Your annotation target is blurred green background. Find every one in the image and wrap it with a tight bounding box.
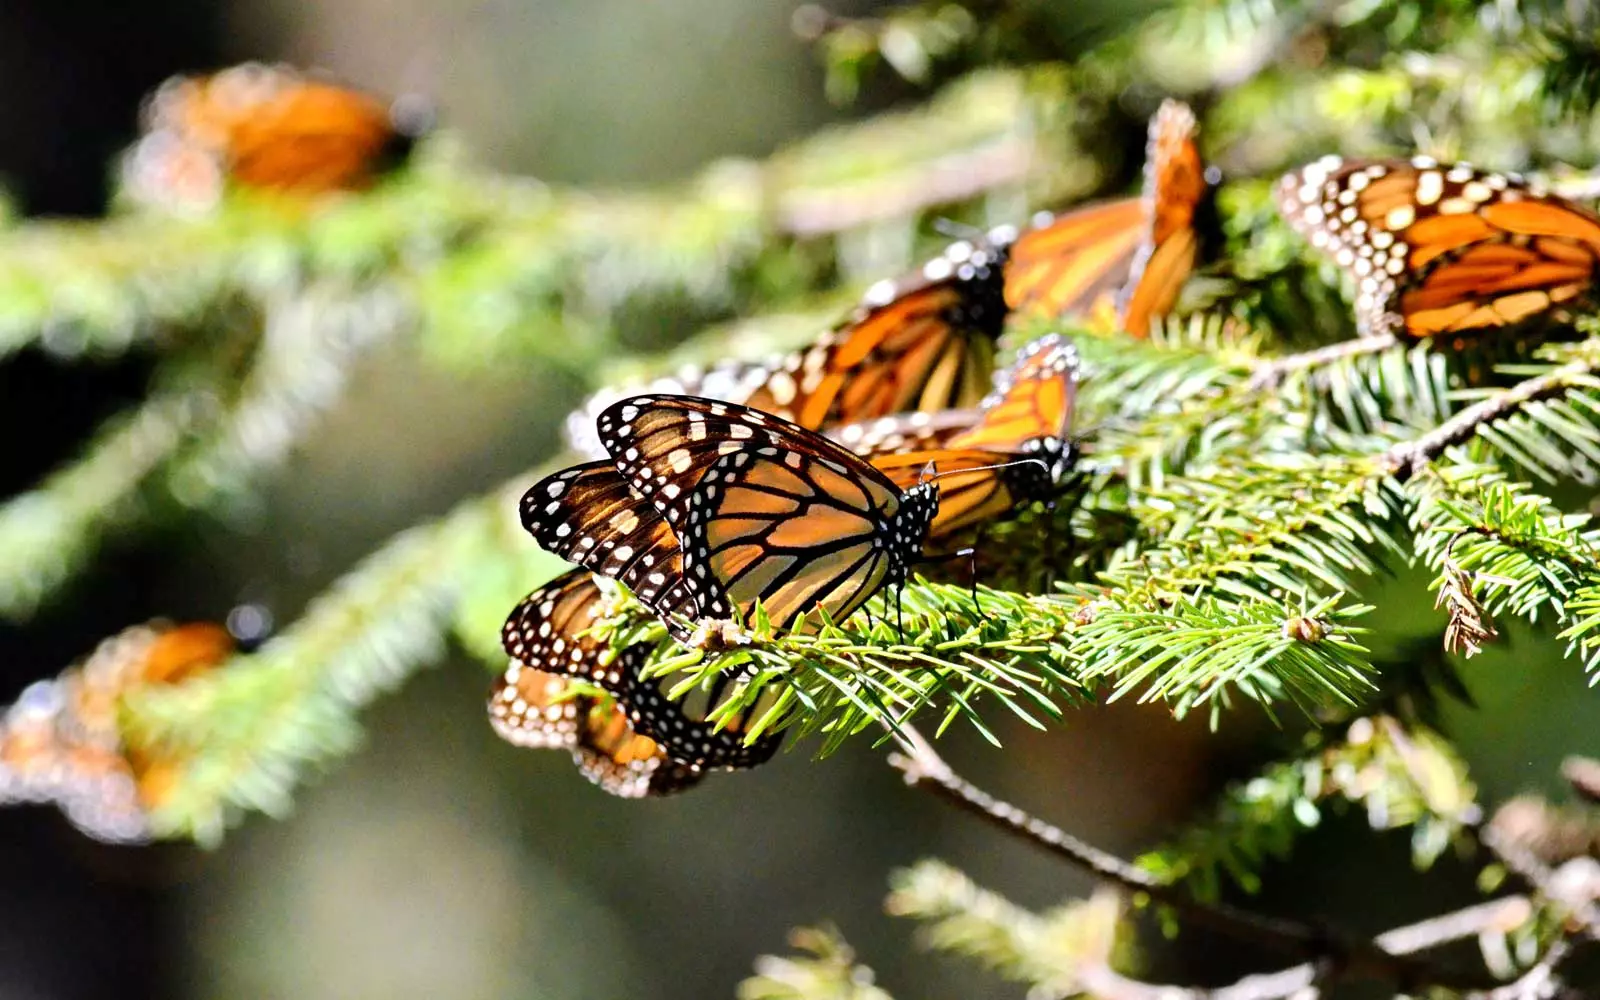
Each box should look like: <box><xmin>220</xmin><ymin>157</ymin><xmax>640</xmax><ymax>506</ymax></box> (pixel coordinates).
<box><xmin>0</xmin><ymin>1</ymin><xmax>1594</xmax><ymax>998</ymax></box>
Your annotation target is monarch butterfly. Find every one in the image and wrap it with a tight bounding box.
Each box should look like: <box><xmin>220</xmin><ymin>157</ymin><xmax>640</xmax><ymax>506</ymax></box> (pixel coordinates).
<box><xmin>1004</xmin><ymin>99</ymin><xmax>1217</xmax><ymax>336</ymax></box>
<box><xmin>1274</xmin><ymin>155</ymin><xmax>1600</xmax><ymax>339</ymax></box>
<box><xmin>0</xmin><ymin>622</ymin><xmax>235</xmax><ymax>843</ymax></box>
<box><xmin>494</xmin><ymin>570</ymin><xmax>706</xmax><ymax>795</ymax></box>
<box><xmin>594</xmin><ymin>394</ymin><xmax>941</xmax><ymax>630</ymax></box>
<box><xmin>122</xmin><ymin>62</ymin><xmax>429</xmax><ymax>211</ymax></box>
<box><xmin>530</xmin><ymin>395</ymin><xmax>938</xmax><ymax>633</ymax></box>
<box><xmin>850</xmin><ymin>334</ymin><xmax>1081</xmax><ymax>539</ymax></box>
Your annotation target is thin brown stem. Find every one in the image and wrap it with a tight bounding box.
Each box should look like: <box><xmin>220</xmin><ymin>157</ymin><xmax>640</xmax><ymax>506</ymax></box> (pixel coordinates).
<box><xmin>1245</xmin><ymin>333</ymin><xmax>1399</xmax><ymax>392</ymax></box>
<box><xmin>886</xmin><ymin>723</ymin><xmax>1501</xmax><ymax>990</ymax></box>
<box><xmin>1065</xmin><ymin>897</ymin><xmax>1533</xmax><ymax>1000</ymax></box>
<box><xmin>1382</xmin><ymin>358</ymin><xmax>1600</xmax><ymax>482</ymax></box>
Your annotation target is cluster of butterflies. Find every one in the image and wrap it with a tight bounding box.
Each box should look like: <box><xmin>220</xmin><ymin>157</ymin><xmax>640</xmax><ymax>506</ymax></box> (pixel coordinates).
<box><xmin>496</xmin><ymin>119</ymin><xmax>1600</xmax><ymax>797</ymax></box>
<box><xmin>493</xmin><ymin>100</ymin><xmax>1221</xmax><ymax>797</ymax></box>
<box><xmin>0</xmin><ymin>622</ymin><xmax>235</xmax><ymax>842</ymax></box>
<box><xmin>12</xmin><ymin>61</ymin><xmax>1600</xmax><ymax>821</ymax></box>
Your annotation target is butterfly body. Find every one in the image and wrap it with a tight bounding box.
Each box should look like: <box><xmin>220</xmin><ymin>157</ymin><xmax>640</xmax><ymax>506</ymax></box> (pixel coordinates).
<box><xmin>1276</xmin><ymin>155</ymin><xmax>1600</xmax><ymax>339</ymax></box>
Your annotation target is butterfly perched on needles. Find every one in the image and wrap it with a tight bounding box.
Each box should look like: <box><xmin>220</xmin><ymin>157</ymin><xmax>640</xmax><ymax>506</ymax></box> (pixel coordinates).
<box><xmin>0</xmin><ymin>621</ymin><xmax>235</xmax><ymax>843</ymax></box>
<box><xmin>494</xmin><ymin>570</ymin><xmax>722</xmax><ymax>793</ymax></box>
<box><xmin>848</xmin><ymin>334</ymin><xmax>1082</xmax><ymax>541</ymax></box>
<box><xmin>529</xmin><ymin>395</ymin><xmax>940</xmax><ymax>637</ymax></box>
<box><xmin>121</xmin><ymin>62</ymin><xmax>431</xmax><ymax>212</ymax></box>
<box><xmin>1275</xmin><ymin>155</ymin><xmax>1600</xmax><ymax>340</ymax></box>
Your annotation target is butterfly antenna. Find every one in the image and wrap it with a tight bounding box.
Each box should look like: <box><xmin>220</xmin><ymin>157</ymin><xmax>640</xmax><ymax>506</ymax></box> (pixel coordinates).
<box><xmin>921</xmin><ymin>457</ymin><xmax>1052</xmax><ymax>485</ymax></box>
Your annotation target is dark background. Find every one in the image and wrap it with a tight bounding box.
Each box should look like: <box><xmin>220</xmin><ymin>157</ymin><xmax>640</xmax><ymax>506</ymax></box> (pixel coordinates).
<box><xmin>0</xmin><ymin>3</ymin><xmax>1594</xmax><ymax>998</ymax></box>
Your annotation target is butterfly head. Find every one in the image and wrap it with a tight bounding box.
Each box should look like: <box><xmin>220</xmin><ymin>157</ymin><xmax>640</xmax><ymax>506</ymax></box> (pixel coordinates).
<box><xmin>1006</xmin><ymin>437</ymin><xmax>1078</xmax><ymax>499</ymax></box>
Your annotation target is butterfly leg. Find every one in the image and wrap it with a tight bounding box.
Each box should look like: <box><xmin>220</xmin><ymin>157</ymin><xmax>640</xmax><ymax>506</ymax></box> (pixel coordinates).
<box><xmin>1045</xmin><ymin>473</ymin><xmax>1090</xmax><ymax>591</ymax></box>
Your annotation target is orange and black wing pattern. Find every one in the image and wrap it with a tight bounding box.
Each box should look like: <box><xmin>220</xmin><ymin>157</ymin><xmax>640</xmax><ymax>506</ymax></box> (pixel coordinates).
<box><xmin>124</xmin><ymin>62</ymin><xmax>426</xmax><ymax>210</ymax></box>
<box><xmin>864</xmin><ymin>335</ymin><xmax>1081</xmax><ymax>539</ymax></box>
<box><xmin>594</xmin><ymin>395</ymin><xmax>940</xmax><ymax>631</ymax></box>
<box><xmin>519</xmin><ymin>460</ymin><xmax>698</xmax><ymax>639</ymax></box>
<box><xmin>496</xmin><ymin>569</ymin><xmax>775</xmax><ymax>778</ymax></box>
<box><xmin>493</xmin><ymin>570</ymin><xmax>703</xmax><ymax>797</ymax></box>
<box><xmin>0</xmin><ymin>621</ymin><xmax>235</xmax><ymax>842</ymax></box>
<box><xmin>1117</xmin><ymin>100</ymin><xmax>1215</xmax><ymax>337</ymax></box>
<box><xmin>1275</xmin><ymin>155</ymin><xmax>1600</xmax><ymax>339</ymax></box>
<box><xmin>1006</xmin><ymin>100</ymin><xmax>1215</xmax><ymax>336</ymax></box>
<box><xmin>740</xmin><ymin>237</ymin><xmax>1013</xmax><ymax>429</ymax></box>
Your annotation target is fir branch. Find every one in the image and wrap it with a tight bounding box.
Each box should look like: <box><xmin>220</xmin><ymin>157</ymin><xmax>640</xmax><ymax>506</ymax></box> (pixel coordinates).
<box><xmin>1408</xmin><ymin>463</ymin><xmax>1600</xmax><ymax>672</ymax></box>
<box><xmin>164</xmin><ymin>283</ymin><xmax>406</xmax><ymax>511</ymax></box>
<box><xmin>885</xmin><ymin>860</ymin><xmax>1126</xmax><ymax>996</ymax></box>
<box><xmin>0</xmin><ymin>283</ymin><xmax>403</xmax><ymax>620</ymax></box>
<box><xmin>122</xmin><ymin>476</ymin><xmax>530</xmax><ymax>845</ymax></box>
<box><xmin>739</xmin><ymin>926</ymin><xmax>895</xmax><ymax>1000</ymax></box>
<box><xmin>628</xmin><ymin>579</ymin><xmax>1375</xmax><ymax>761</ymax></box>
<box><xmin>886</xmin><ymin>722</ymin><xmax>1498</xmax><ymax>989</ymax></box>
<box><xmin>1384</xmin><ymin>348</ymin><xmax>1600</xmax><ymax>483</ymax></box>
<box><xmin>1140</xmin><ymin>715</ymin><xmax>1481</xmax><ymax>901</ymax></box>
<box><xmin>0</xmin><ymin>68</ymin><xmax>1082</xmax><ymax>367</ymax></box>
<box><xmin>629</xmin><ymin>581</ymin><xmax>1088</xmax><ymax>757</ymax></box>
<box><xmin>1091</xmin><ymin>455</ymin><xmax>1406</xmax><ymax>611</ymax></box>
<box><xmin>0</xmin><ymin>390</ymin><xmax>209</xmax><ymax>620</ymax></box>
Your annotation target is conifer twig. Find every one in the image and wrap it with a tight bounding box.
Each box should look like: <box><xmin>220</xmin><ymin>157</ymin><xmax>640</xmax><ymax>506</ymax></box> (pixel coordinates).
<box><xmin>1067</xmin><ymin>896</ymin><xmax>1533</xmax><ymax>1000</ymax></box>
<box><xmin>886</xmin><ymin>722</ymin><xmax>1500</xmax><ymax>990</ymax></box>
<box><xmin>1383</xmin><ymin>358</ymin><xmax>1600</xmax><ymax>481</ymax></box>
<box><xmin>1246</xmin><ymin>334</ymin><xmax>1399</xmax><ymax>392</ymax></box>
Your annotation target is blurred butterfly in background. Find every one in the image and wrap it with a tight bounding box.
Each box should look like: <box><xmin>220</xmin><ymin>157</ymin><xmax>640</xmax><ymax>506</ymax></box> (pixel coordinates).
<box><xmin>1275</xmin><ymin>155</ymin><xmax>1600</xmax><ymax>340</ymax></box>
<box><xmin>494</xmin><ymin>570</ymin><xmax>711</xmax><ymax>795</ymax></box>
<box><xmin>121</xmin><ymin>62</ymin><xmax>432</xmax><ymax>213</ymax></box>
<box><xmin>0</xmin><ymin>621</ymin><xmax>235</xmax><ymax>843</ymax></box>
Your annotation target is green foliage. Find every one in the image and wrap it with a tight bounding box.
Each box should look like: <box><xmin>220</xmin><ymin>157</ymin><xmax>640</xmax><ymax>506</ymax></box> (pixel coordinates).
<box><xmin>1138</xmin><ymin>715</ymin><xmax>1481</xmax><ymax>900</ymax></box>
<box><xmin>3</xmin><ymin>0</ymin><xmax>1599</xmax><ymax>894</ymax></box>
<box><xmin>884</xmin><ymin>860</ymin><xmax>1129</xmax><ymax>995</ymax></box>
<box><xmin>739</xmin><ymin>927</ymin><xmax>895</xmax><ymax>1000</ymax></box>
<box><xmin>12</xmin><ymin>0</ymin><xmax>1600</xmax><ymax>995</ymax></box>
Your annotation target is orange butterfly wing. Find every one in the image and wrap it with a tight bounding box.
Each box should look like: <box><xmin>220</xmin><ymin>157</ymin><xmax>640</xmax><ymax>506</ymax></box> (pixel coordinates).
<box><xmin>128</xmin><ymin>63</ymin><xmax>417</xmax><ymax>207</ymax></box>
<box><xmin>0</xmin><ymin>621</ymin><xmax>235</xmax><ymax>841</ymax></box>
<box><xmin>1275</xmin><ymin>155</ymin><xmax>1600</xmax><ymax>338</ymax></box>
<box><xmin>1117</xmin><ymin>100</ymin><xmax>1211</xmax><ymax>337</ymax></box>
<box><xmin>1007</xmin><ymin>100</ymin><xmax>1213</xmax><ymax>337</ymax></box>
<box><xmin>493</xmin><ymin>570</ymin><xmax>704</xmax><ymax>796</ymax></box>
<box><xmin>1005</xmin><ymin>199</ymin><xmax>1148</xmax><ymax>321</ymax></box>
<box><xmin>741</xmin><ymin>239</ymin><xmax>1010</xmax><ymax>429</ymax></box>
<box><xmin>863</xmin><ymin>335</ymin><xmax>1081</xmax><ymax>538</ymax></box>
